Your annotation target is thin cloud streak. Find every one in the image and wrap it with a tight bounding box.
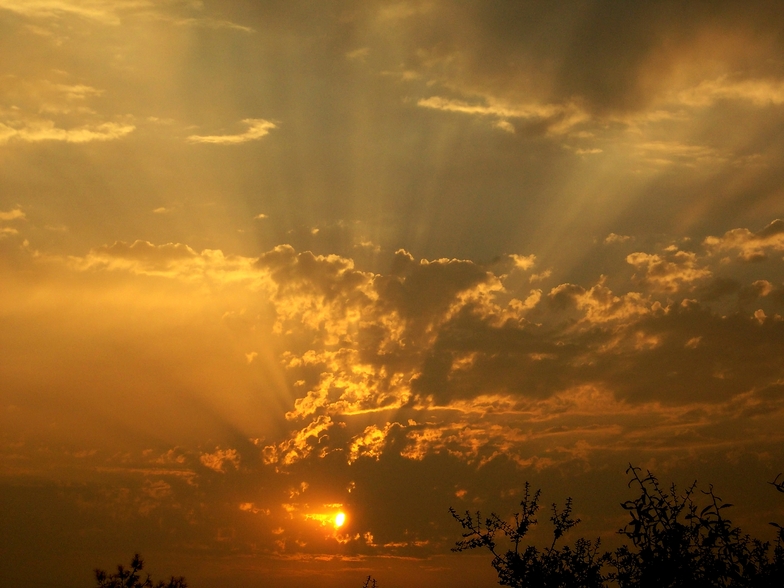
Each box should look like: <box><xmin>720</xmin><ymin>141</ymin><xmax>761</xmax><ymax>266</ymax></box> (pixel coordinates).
<box><xmin>0</xmin><ymin>120</ymin><xmax>135</xmax><ymax>143</ymax></box>
<box><xmin>187</xmin><ymin>119</ymin><xmax>277</xmax><ymax>145</ymax></box>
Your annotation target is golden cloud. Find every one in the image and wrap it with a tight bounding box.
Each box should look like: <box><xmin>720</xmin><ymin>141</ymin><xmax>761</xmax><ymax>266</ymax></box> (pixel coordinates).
<box><xmin>704</xmin><ymin>219</ymin><xmax>784</xmax><ymax>262</ymax></box>
<box><xmin>0</xmin><ymin>120</ymin><xmax>135</xmax><ymax>144</ymax></box>
<box><xmin>187</xmin><ymin>119</ymin><xmax>277</xmax><ymax>145</ymax></box>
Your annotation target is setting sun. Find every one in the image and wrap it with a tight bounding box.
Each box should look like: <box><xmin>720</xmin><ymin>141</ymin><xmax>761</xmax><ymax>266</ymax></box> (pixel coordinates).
<box><xmin>334</xmin><ymin>512</ymin><xmax>346</xmax><ymax>528</ymax></box>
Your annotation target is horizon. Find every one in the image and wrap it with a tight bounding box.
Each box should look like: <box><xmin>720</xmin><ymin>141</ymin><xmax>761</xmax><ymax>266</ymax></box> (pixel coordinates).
<box><xmin>2</xmin><ymin>1</ymin><xmax>784</xmax><ymax>587</ymax></box>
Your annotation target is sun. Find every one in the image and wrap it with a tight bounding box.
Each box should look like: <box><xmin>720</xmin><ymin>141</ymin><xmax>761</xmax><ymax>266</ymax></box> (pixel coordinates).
<box><xmin>334</xmin><ymin>512</ymin><xmax>346</xmax><ymax>528</ymax></box>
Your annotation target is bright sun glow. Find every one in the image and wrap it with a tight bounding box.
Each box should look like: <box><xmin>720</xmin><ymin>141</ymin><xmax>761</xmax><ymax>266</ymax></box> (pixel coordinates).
<box><xmin>334</xmin><ymin>512</ymin><xmax>346</xmax><ymax>528</ymax></box>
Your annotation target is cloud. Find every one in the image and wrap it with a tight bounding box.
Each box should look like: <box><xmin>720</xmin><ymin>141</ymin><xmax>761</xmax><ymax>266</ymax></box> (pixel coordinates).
<box><xmin>199</xmin><ymin>448</ymin><xmax>240</xmax><ymax>473</ymax></box>
<box><xmin>0</xmin><ymin>0</ymin><xmax>252</xmax><ymax>32</ymax></box>
<box><xmin>187</xmin><ymin>119</ymin><xmax>277</xmax><ymax>145</ymax></box>
<box><xmin>605</xmin><ymin>233</ymin><xmax>631</xmax><ymax>245</ymax></box>
<box><xmin>345</xmin><ymin>47</ymin><xmax>369</xmax><ymax>61</ymax></box>
<box><xmin>263</xmin><ymin>416</ymin><xmax>334</xmax><ymax>468</ymax></box>
<box><xmin>529</xmin><ymin>270</ymin><xmax>551</xmax><ymax>283</ymax></box>
<box><xmin>73</xmin><ymin>239</ymin><xmax>260</xmax><ymax>282</ymax></box>
<box><xmin>417</xmin><ymin>96</ymin><xmax>587</xmax><ymax>134</ymax></box>
<box><xmin>248</xmin><ymin>229</ymin><xmax>782</xmax><ymax>468</ymax></box>
<box><xmin>547</xmin><ymin>279</ymin><xmax>652</xmax><ymax>324</ymax></box>
<box><xmin>33</xmin><ymin>231</ymin><xmax>784</xmax><ymax>477</ymax></box>
<box><xmin>348</xmin><ymin>424</ymin><xmax>391</xmax><ymax>464</ymax></box>
<box><xmin>173</xmin><ymin>17</ymin><xmax>254</xmax><ymax>33</ymax></box>
<box><xmin>677</xmin><ymin>76</ymin><xmax>784</xmax><ymax>107</ymax></box>
<box><xmin>0</xmin><ymin>208</ymin><xmax>26</xmax><ymax>221</ymax></box>
<box><xmin>704</xmin><ymin>219</ymin><xmax>784</xmax><ymax>262</ymax></box>
<box><xmin>510</xmin><ymin>253</ymin><xmax>536</xmax><ymax>270</ymax></box>
<box><xmin>493</xmin><ymin>119</ymin><xmax>515</xmax><ymax>133</ymax></box>
<box><xmin>0</xmin><ymin>120</ymin><xmax>135</xmax><ymax>144</ymax></box>
<box><xmin>634</xmin><ymin>141</ymin><xmax>725</xmax><ymax>167</ymax></box>
<box><xmin>0</xmin><ymin>0</ymin><xmax>149</xmax><ymax>25</ymax></box>
<box><xmin>52</xmin><ymin>83</ymin><xmax>103</xmax><ymax>100</ymax></box>
<box><xmin>626</xmin><ymin>247</ymin><xmax>712</xmax><ymax>292</ymax></box>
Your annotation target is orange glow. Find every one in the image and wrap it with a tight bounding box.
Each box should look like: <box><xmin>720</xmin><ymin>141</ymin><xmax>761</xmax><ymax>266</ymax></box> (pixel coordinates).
<box><xmin>334</xmin><ymin>512</ymin><xmax>346</xmax><ymax>528</ymax></box>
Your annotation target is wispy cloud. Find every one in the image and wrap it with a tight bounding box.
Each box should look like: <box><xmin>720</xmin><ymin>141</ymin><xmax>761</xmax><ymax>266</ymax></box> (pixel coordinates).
<box><xmin>173</xmin><ymin>17</ymin><xmax>254</xmax><ymax>33</ymax></box>
<box><xmin>417</xmin><ymin>96</ymin><xmax>588</xmax><ymax>134</ymax></box>
<box><xmin>187</xmin><ymin>119</ymin><xmax>277</xmax><ymax>145</ymax></box>
<box><xmin>0</xmin><ymin>120</ymin><xmax>135</xmax><ymax>144</ymax></box>
<box><xmin>0</xmin><ymin>0</ymin><xmax>151</xmax><ymax>25</ymax></box>
<box><xmin>73</xmin><ymin>239</ymin><xmax>260</xmax><ymax>282</ymax></box>
<box><xmin>677</xmin><ymin>76</ymin><xmax>784</xmax><ymax>107</ymax></box>
<box><xmin>345</xmin><ymin>47</ymin><xmax>369</xmax><ymax>61</ymax></box>
<box><xmin>0</xmin><ymin>208</ymin><xmax>26</xmax><ymax>221</ymax></box>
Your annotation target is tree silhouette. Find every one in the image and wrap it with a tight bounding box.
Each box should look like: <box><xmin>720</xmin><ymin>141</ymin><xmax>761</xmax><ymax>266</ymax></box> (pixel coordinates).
<box><xmin>452</xmin><ymin>465</ymin><xmax>784</xmax><ymax>588</ymax></box>
<box><xmin>450</xmin><ymin>482</ymin><xmax>605</xmax><ymax>587</ymax></box>
<box><xmin>608</xmin><ymin>465</ymin><xmax>784</xmax><ymax>587</ymax></box>
<box><xmin>94</xmin><ymin>554</ymin><xmax>187</xmax><ymax>588</ymax></box>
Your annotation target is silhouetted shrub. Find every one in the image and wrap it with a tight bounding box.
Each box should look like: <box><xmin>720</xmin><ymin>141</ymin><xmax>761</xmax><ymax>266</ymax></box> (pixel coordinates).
<box><xmin>94</xmin><ymin>553</ymin><xmax>187</xmax><ymax>588</ymax></box>
<box><xmin>452</xmin><ymin>465</ymin><xmax>784</xmax><ymax>588</ymax></box>
<box><xmin>450</xmin><ymin>482</ymin><xmax>606</xmax><ymax>587</ymax></box>
<box><xmin>608</xmin><ymin>465</ymin><xmax>784</xmax><ymax>588</ymax></box>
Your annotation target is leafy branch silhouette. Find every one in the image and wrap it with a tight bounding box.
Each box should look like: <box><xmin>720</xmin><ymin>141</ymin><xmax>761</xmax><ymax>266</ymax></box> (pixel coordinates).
<box><xmin>451</xmin><ymin>465</ymin><xmax>784</xmax><ymax>588</ymax></box>
<box><xmin>94</xmin><ymin>553</ymin><xmax>187</xmax><ymax>588</ymax></box>
<box><xmin>450</xmin><ymin>482</ymin><xmax>605</xmax><ymax>588</ymax></box>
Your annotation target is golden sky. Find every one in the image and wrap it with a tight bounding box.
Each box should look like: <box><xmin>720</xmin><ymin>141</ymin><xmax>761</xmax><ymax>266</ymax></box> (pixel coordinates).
<box><xmin>2</xmin><ymin>1</ymin><xmax>784</xmax><ymax>587</ymax></box>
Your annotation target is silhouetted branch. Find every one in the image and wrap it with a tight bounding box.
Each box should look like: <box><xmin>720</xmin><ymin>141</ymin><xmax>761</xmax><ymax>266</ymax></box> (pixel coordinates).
<box><xmin>94</xmin><ymin>554</ymin><xmax>187</xmax><ymax>588</ymax></box>
<box><xmin>453</xmin><ymin>465</ymin><xmax>784</xmax><ymax>588</ymax></box>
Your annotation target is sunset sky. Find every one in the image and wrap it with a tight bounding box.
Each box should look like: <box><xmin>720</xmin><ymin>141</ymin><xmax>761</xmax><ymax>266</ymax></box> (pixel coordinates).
<box><xmin>2</xmin><ymin>1</ymin><xmax>784</xmax><ymax>587</ymax></box>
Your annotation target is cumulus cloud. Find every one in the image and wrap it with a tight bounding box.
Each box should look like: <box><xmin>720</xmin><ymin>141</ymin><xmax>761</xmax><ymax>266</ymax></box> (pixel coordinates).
<box><xmin>200</xmin><ymin>448</ymin><xmax>240</xmax><ymax>473</ymax></box>
<box><xmin>187</xmin><ymin>119</ymin><xmax>276</xmax><ymax>145</ymax></box>
<box><xmin>263</xmin><ymin>416</ymin><xmax>334</xmax><ymax>468</ymax></box>
<box><xmin>510</xmin><ymin>253</ymin><xmax>536</xmax><ymax>270</ymax></box>
<box><xmin>605</xmin><ymin>233</ymin><xmax>631</xmax><ymax>245</ymax></box>
<box><xmin>39</xmin><ymin>225</ymin><xmax>784</xmax><ymax>475</ymax></box>
<box><xmin>348</xmin><ymin>424</ymin><xmax>391</xmax><ymax>464</ymax></box>
<box><xmin>548</xmin><ymin>279</ymin><xmax>652</xmax><ymax>324</ymax></box>
<box><xmin>248</xmin><ymin>228</ymin><xmax>784</xmax><ymax>469</ymax></box>
<box><xmin>704</xmin><ymin>219</ymin><xmax>784</xmax><ymax>262</ymax></box>
<box><xmin>627</xmin><ymin>247</ymin><xmax>712</xmax><ymax>292</ymax></box>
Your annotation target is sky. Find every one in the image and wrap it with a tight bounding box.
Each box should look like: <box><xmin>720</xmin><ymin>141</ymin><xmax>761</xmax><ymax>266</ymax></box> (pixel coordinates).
<box><xmin>2</xmin><ymin>1</ymin><xmax>784</xmax><ymax>587</ymax></box>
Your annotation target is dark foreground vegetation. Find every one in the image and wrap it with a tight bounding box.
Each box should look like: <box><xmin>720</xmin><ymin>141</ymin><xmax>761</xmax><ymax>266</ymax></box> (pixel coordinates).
<box><xmin>451</xmin><ymin>465</ymin><xmax>784</xmax><ymax>587</ymax></box>
<box><xmin>94</xmin><ymin>554</ymin><xmax>186</xmax><ymax>588</ymax></box>
<box><xmin>95</xmin><ymin>466</ymin><xmax>784</xmax><ymax>588</ymax></box>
